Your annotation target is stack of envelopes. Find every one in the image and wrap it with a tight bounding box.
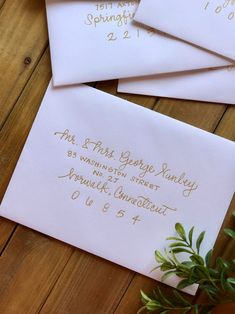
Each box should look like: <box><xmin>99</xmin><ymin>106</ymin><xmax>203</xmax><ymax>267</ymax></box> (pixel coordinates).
<box><xmin>1</xmin><ymin>0</ymin><xmax>235</xmax><ymax>295</ymax></box>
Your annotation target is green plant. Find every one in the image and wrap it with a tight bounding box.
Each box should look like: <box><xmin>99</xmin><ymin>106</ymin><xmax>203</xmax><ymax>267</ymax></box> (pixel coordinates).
<box><xmin>138</xmin><ymin>211</ymin><xmax>235</xmax><ymax>314</ymax></box>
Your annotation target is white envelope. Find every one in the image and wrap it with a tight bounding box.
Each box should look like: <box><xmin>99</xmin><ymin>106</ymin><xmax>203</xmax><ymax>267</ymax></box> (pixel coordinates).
<box><xmin>118</xmin><ymin>66</ymin><xmax>235</xmax><ymax>104</ymax></box>
<box><xmin>1</xmin><ymin>82</ymin><xmax>235</xmax><ymax>295</ymax></box>
<box><xmin>45</xmin><ymin>0</ymin><xmax>230</xmax><ymax>86</ymax></box>
<box><xmin>135</xmin><ymin>0</ymin><xmax>235</xmax><ymax>60</ymax></box>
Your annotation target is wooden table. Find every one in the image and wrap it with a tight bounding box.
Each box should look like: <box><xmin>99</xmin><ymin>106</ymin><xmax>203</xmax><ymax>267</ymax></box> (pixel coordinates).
<box><xmin>0</xmin><ymin>0</ymin><xmax>234</xmax><ymax>313</ymax></box>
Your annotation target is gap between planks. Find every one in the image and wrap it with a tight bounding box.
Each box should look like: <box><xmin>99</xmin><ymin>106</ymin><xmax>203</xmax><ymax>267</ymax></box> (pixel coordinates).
<box><xmin>0</xmin><ymin>0</ymin><xmax>6</xmax><ymax>11</ymax></box>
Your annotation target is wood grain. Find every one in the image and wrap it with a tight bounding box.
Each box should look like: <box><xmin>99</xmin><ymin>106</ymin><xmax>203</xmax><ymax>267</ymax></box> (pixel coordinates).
<box><xmin>0</xmin><ymin>0</ymin><xmax>6</xmax><ymax>10</ymax></box>
<box><xmin>40</xmin><ymin>251</ymin><xmax>134</xmax><ymax>314</ymax></box>
<box><xmin>155</xmin><ymin>98</ymin><xmax>227</xmax><ymax>131</ymax></box>
<box><xmin>0</xmin><ymin>48</ymin><xmax>51</xmax><ymax>254</ymax></box>
<box><xmin>0</xmin><ymin>226</ymin><xmax>73</xmax><ymax>313</ymax></box>
<box><xmin>0</xmin><ymin>0</ymin><xmax>48</xmax><ymax>128</ymax></box>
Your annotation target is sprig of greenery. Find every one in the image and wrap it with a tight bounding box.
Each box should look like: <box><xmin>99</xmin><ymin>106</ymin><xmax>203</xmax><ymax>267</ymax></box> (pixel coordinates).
<box><xmin>139</xmin><ymin>211</ymin><xmax>235</xmax><ymax>313</ymax></box>
<box><xmin>138</xmin><ymin>288</ymin><xmax>214</xmax><ymax>314</ymax></box>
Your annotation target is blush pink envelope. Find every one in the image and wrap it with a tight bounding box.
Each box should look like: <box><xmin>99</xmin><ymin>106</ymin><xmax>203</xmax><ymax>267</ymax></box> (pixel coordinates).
<box><xmin>118</xmin><ymin>66</ymin><xmax>235</xmax><ymax>105</ymax></box>
<box><xmin>45</xmin><ymin>0</ymin><xmax>231</xmax><ymax>86</ymax></box>
<box><xmin>135</xmin><ymin>0</ymin><xmax>235</xmax><ymax>60</ymax></box>
<box><xmin>1</xmin><ymin>82</ymin><xmax>235</xmax><ymax>295</ymax></box>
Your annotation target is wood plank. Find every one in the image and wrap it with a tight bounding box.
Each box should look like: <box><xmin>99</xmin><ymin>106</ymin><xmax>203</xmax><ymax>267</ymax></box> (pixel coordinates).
<box><xmin>211</xmin><ymin>192</ymin><xmax>235</xmax><ymax>260</ymax></box>
<box><xmin>114</xmin><ymin>275</ymin><xmax>173</xmax><ymax>314</ymax></box>
<box><xmin>155</xmin><ymin>98</ymin><xmax>227</xmax><ymax>131</ymax></box>
<box><xmin>0</xmin><ymin>218</ymin><xmax>16</xmax><ymax>254</ymax></box>
<box><xmin>0</xmin><ymin>0</ymin><xmax>48</xmax><ymax>255</ymax></box>
<box><xmin>40</xmin><ymin>251</ymin><xmax>134</xmax><ymax>314</ymax></box>
<box><xmin>0</xmin><ymin>0</ymin><xmax>48</xmax><ymax>128</ymax></box>
<box><xmin>0</xmin><ymin>226</ymin><xmax>73</xmax><ymax>313</ymax></box>
<box><xmin>0</xmin><ymin>48</ymin><xmax>51</xmax><ymax>275</ymax></box>
<box><xmin>215</xmin><ymin>106</ymin><xmax>235</xmax><ymax>141</ymax></box>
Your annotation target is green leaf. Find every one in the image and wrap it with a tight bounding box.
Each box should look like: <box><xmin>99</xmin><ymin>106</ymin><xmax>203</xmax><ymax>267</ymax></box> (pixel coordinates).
<box><xmin>194</xmin><ymin>304</ymin><xmax>199</xmax><ymax>314</ymax></box>
<box><xmin>173</xmin><ymin>290</ymin><xmax>191</xmax><ymax>306</ymax></box>
<box><xmin>188</xmin><ymin>267</ymin><xmax>200</xmax><ymax>282</ymax></box>
<box><xmin>194</xmin><ymin>265</ymin><xmax>211</xmax><ymax>280</ymax></box>
<box><xmin>161</xmin><ymin>271</ymin><xmax>176</xmax><ymax>282</ymax></box>
<box><xmin>177</xmin><ymin>263</ymin><xmax>192</xmax><ymax>273</ymax></box>
<box><xmin>208</xmin><ymin>268</ymin><xmax>219</xmax><ymax>279</ymax></box>
<box><xmin>160</xmin><ymin>262</ymin><xmax>175</xmax><ymax>272</ymax></box>
<box><xmin>156</xmin><ymin>287</ymin><xmax>173</xmax><ymax>306</ymax></box>
<box><xmin>220</xmin><ymin>269</ymin><xmax>227</xmax><ymax>291</ymax></box>
<box><xmin>181</xmin><ymin>261</ymin><xmax>194</xmax><ymax>268</ymax></box>
<box><xmin>171</xmin><ymin>248</ymin><xmax>193</xmax><ymax>255</ymax></box>
<box><xmin>177</xmin><ymin>279</ymin><xmax>192</xmax><ymax>290</ymax></box>
<box><xmin>171</xmin><ymin>251</ymin><xmax>180</xmax><ymax>265</ymax></box>
<box><xmin>150</xmin><ymin>265</ymin><xmax>161</xmax><ymax>273</ymax></box>
<box><xmin>140</xmin><ymin>290</ymin><xmax>152</xmax><ymax>303</ymax></box>
<box><xmin>188</xmin><ymin>227</ymin><xmax>194</xmax><ymax>247</ymax></box>
<box><xmin>232</xmin><ymin>211</ymin><xmax>235</xmax><ymax>218</ymax></box>
<box><xmin>205</xmin><ymin>249</ymin><xmax>213</xmax><ymax>267</ymax></box>
<box><xmin>227</xmin><ymin>277</ymin><xmax>235</xmax><ymax>285</ymax></box>
<box><xmin>169</xmin><ymin>242</ymin><xmax>190</xmax><ymax>248</ymax></box>
<box><xmin>226</xmin><ymin>282</ymin><xmax>235</xmax><ymax>292</ymax></box>
<box><xmin>216</xmin><ymin>257</ymin><xmax>230</xmax><ymax>271</ymax></box>
<box><xmin>175</xmin><ymin>223</ymin><xmax>186</xmax><ymax>240</ymax></box>
<box><xmin>146</xmin><ymin>300</ymin><xmax>161</xmax><ymax>311</ymax></box>
<box><xmin>190</xmin><ymin>255</ymin><xmax>204</xmax><ymax>266</ymax></box>
<box><xmin>202</xmin><ymin>285</ymin><xmax>219</xmax><ymax>301</ymax></box>
<box><xmin>155</xmin><ymin>250</ymin><xmax>167</xmax><ymax>263</ymax></box>
<box><xmin>166</xmin><ymin>237</ymin><xmax>184</xmax><ymax>241</ymax></box>
<box><xmin>175</xmin><ymin>270</ymin><xmax>190</xmax><ymax>279</ymax></box>
<box><xmin>196</xmin><ymin>231</ymin><xmax>206</xmax><ymax>254</ymax></box>
<box><xmin>224</xmin><ymin>228</ymin><xmax>235</xmax><ymax>240</ymax></box>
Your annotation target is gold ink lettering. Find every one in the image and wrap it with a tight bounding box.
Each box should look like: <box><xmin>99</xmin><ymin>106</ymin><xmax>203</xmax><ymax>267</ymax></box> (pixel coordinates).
<box><xmin>155</xmin><ymin>163</ymin><xmax>198</xmax><ymax>197</ymax></box>
<box><xmin>113</xmin><ymin>186</ymin><xmax>177</xmax><ymax>216</ymax></box>
<box><xmin>132</xmin><ymin>215</ymin><xmax>141</xmax><ymax>225</ymax></box>
<box><xmin>82</xmin><ymin>138</ymin><xmax>115</xmax><ymax>159</ymax></box>
<box><xmin>119</xmin><ymin>151</ymin><xmax>155</xmax><ymax>178</ymax></box>
<box><xmin>85</xmin><ymin>196</ymin><xmax>94</xmax><ymax>207</ymax></box>
<box><xmin>54</xmin><ymin>129</ymin><xmax>77</xmax><ymax>145</ymax></box>
<box><xmin>71</xmin><ymin>190</ymin><xmax>80</xmax><ymax>200</ymax></box>
<box><xmin>84</xmin><ymin>10</ymin><xmax>135</xmax><ymax>28</ymax></box>
<box><xmin>107</xmin><ymin>32</ymin><xmax>117</xmax><ymax>41</ymax></box>
<box><xmin>102</xmin><ymin>203</ymin><xmax>110</xmax><ymax>212</ymax></box>
<box><xmin>58</xmin><ymin>168</ymin><xmax>110</xmax><ymax>194</ymax></box>
<box><xmin>116</xmin><ymin>210</ymin><xmax>125</xmax><ymax>218</ymax></box>
<box><xmin>130</xmin><ymin>176</ymin><xmax>160</xmax><ymax>191</ymax></box>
